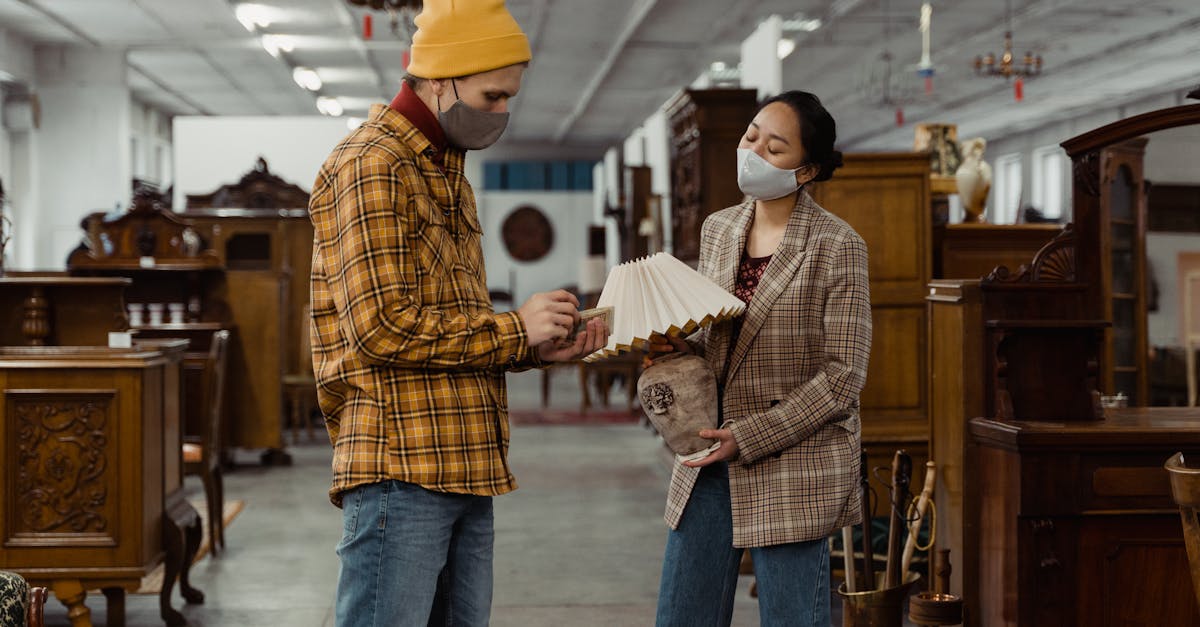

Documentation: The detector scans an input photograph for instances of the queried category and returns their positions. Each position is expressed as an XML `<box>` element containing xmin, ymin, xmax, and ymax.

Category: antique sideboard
<box><xmin>0</xmin><ymin>341</ymin><xmax>201</xmax><ymax>627</ymax></box>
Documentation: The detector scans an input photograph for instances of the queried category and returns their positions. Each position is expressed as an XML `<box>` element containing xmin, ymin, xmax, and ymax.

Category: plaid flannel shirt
<box><xmin>310</xmin><ymin>104</ymin><xmax>538</xmax><ymax>506</ymax></box>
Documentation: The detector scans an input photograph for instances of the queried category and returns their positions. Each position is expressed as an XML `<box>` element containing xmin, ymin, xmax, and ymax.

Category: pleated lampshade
<box><xmin>583</xmin><ymin>253</ymin><xmax>745</xmax><ymax>362</ymax></box>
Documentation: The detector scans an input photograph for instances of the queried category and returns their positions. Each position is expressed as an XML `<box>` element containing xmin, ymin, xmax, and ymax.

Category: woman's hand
<box><xmin>537</xmin><ymin>317</ymin><xmax>608</xmax><ymax>362</ymax></box>
<box><xmin>682</xmin><ymin>428</ymin><xmax>739</xmax><ymax>467</ymax></box>
<box><xmin>643</xmin><ymin>332</ymin><xmax>692</xmax><ymax>368</ymax></box>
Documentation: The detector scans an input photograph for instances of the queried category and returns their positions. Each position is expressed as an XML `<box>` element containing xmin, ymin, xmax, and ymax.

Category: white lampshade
<box><xmin>584</xmin><ymin>253</ymin><xmax>745</xmax><ymax>362</ymax></box>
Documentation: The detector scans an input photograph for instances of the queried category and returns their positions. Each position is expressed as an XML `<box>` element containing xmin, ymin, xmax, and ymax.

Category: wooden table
<box><xmin>0</xmin><ymin>342</ymin><xmax>201</xmax><ymax>626</ymax></box>
<box><xmin>970</xmin><ymin>408</ymin><xmax>1200</xmax><ymax>626</ymax></box>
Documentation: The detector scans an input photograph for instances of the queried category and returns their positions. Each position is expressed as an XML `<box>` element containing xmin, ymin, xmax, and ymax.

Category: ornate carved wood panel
<box><xmin>4</xmin><ymin>390</ymin><xmax>117</xmax><ymax>547</ymax></box>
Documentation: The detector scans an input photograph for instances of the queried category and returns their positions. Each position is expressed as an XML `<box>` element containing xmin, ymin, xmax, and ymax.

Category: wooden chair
<box><xmin>0</xmin><ymin>571</ymin><xmax>46</xmax><ymax>627</ymax></box>
<box><xmin>183</xmin><ymin>330</ymin><xmax>231</xmax><ymax>555</ymax></box>
<box><xmin>282</xmin><ymin>304</ymin><xmax>318</xmax><ymax>443</ymax></box>
<box><xmin>26</xmin><ymin>586</ymin><xmax>45</xmax><ymax>627</ymax></box>
<box><xmin>1165</xmin><ymin>452</ymin><xmax>1200</xmax><ymax>608</ymax></box>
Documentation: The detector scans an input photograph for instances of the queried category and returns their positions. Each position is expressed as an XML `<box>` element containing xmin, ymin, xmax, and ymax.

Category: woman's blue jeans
<box><xmin>335</xmin><ymin>480</ymin><xmax>494</xmax><ymax>627</ymax></box>
<box><xmin>656</xmin><ymin>462</ymin><xmax>831</xmax><ymax>627</ymax></box>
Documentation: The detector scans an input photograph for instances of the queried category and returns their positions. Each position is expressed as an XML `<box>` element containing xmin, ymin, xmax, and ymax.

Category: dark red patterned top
<box><xmin>734</xmin><ymin>254</ymin><xmax>772</xmax><ymax>304</ymax></box>
<box><xmin>731</xmin><ymin>253</ymin><xmax>772</xmax><ymax>347</ymax></box>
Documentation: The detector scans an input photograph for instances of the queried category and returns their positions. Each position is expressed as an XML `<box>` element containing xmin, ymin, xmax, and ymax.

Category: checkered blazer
<box><xmin>664</xmin><ymin>191</ymin><xmax>872</xmax><ymax>547</ymax></box>
<box><xmin>310</xmin><ymin>104</ymin><xmax>539</xmax><ymax>506</ymax></box>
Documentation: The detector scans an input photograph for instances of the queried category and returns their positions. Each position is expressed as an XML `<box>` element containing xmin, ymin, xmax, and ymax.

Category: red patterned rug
<box><xmin>509</xmin><ymin>408</ymin><xmax>642</xmax><ymax>425</ymax></box>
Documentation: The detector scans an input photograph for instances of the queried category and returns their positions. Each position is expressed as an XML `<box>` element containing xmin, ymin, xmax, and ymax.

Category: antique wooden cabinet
<box><xmin>0</xmin><ymin>342</ymin><xmax>200</xmax><ymax>627</ymax></box>
<box><xmin>666</xmin><ymin>88</ymin><xmax>758</xmax><ymax>263</ymax></box>
<box><xmin>970</xmin><ymin>410</ymin><xmax>1200</xmax><ymax>626</ymax></box>
<box><xmin>925</xmin><ymin>102</ymin><xmax>1200</xmax><ymax>626</ymax></box>
<box><xmin>65</xmin><ymin>193</ymin><xmax>242</xmax><ymax>453</ymax></box>
<box><xmin>0</xmin><ymin>276</ymin><xmax>130</xmax><ymax>346</ymax></box>
<box><xmin>936</xmin><ymin>223</ymin><xmax>1062</xmax><ymax>280</ymax></box>
<box><xmin>810</xmin><ymin>153</ymin><xmax>933</xmax><ymax>516</ymax></box>
<box><xmin>183</xmin><ymin>158</ymin><xmax>314</xmax><ymax>459</ymax></box>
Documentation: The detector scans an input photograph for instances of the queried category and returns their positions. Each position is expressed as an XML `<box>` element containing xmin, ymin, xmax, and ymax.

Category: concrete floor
<box><xmin>40</xmin><ymin>370</ymin><xmax>872</xmax><ymax>626</ymax></box>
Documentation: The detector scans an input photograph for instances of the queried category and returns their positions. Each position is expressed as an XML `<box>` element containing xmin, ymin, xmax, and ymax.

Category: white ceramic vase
<box><xmin>955</xmin><ymin>137</ymin><xmax>993</xmax><ymax>223</ymax></box>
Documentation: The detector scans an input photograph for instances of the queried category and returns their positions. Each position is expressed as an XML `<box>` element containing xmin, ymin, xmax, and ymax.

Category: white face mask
<box><xmin>736</xmin><ymin>148</ymin><xmax>803</xmax><ymax>200</ymax></box>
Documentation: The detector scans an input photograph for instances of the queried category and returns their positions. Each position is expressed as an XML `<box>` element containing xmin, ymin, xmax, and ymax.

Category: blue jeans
<box><xmin>335</xmin><ymin>480</ymin><xmax>494</xmax><ymax>627</ymax></box>
<box><xmin>656</xmin><ymin>463</ymin><xmax>831</xmax><ymax>627</ymax></box>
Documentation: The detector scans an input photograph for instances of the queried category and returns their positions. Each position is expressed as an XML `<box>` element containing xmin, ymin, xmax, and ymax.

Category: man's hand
<box><xmin>517</xmin><ymin>290</ymin><xmax>580</xmax><ymax>346</ymax></box>
<box><xmin>682</xmin><ymin>428</ymin><xmax>739</xmax><ymax>468</ymax></box>
<box><xmin>537</xmin><ymin>317</ymin><xmax>609</xmax><ymax>362</ymax></box>
<box><xmin>643</xmin><ymin>332</ymin><xmax>692</xmax><ymax>368</ymax></box>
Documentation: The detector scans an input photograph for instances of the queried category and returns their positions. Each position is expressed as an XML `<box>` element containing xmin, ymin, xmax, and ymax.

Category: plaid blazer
<box><xmin>310</xmin><ymin>104</ymin><xmax>539</xmax><ymax>506</ymax></box>
<box><xmin>665</xmin><ymin>191</ymin><xmax>872</xmax><ymax>547</ymax></box>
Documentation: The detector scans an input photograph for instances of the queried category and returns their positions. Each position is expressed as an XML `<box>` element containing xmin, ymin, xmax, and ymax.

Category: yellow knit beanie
<box><xmin>408</xmin><ymin>0</ymin><xmax>531</xmax><ymax>79</ymax></box>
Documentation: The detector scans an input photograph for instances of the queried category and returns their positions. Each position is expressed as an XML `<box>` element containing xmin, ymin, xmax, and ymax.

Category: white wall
<box><xmin>173</xmin><ymin>115</ymin><xmax>351</xmax><ymax>208</ymax></box>
<box><xmin>981</xmin><ymin>91</ymin><xmax>1187</xmax><ymax>224</ymax></box>
<box><xmin>28</xmin><ymin>46</ymin><xmax>131</xmax><ymax>269</ymax></box>
<box><xmin>0</xmin><ymin>28</ymin><xmax>36</xmax><ymax>85</ymax></box>
<box><xmin>1142</xmin><ymin>125</ymin><xmax>1200</xmax><ymax>348</ymax></box>
<box><xmin>131</xmin><ymin>101</ymin><xmax>173</xmax><ymax>188</ymax></box>
<box><xmin>478</xmin><ymin>191</ymin><xmax>593</xmax><ymax>307</ymax></box>
<box><xmin>740</xmin><ymin>14</ymin><xmax>782</xmax><ymax>99</ymax></box>
<box><xmin>1145</xmin><ymin>125</ymin><xmax>1200</xmax><ymax>185</ymax></box>
<box><xmin>1146</xmin><ymin>233</ymin><xmax>1200</xmax><ymax>347</ymax></box>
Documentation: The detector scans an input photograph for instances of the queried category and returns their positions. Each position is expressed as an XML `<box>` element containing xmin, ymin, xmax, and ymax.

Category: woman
<box><xmin>652</xmin><ymin>91</ymin><xmax>872</xmax><ymax>626</ymax></box>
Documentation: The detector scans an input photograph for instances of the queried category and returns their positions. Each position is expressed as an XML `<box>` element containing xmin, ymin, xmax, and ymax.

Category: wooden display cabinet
<box><xmin>183</xmin><ymin>158</ymin><xmax>314</xmax><ymax>459</ymax></box>
<box><xmin>0</xmin><ymin>341</ymin><xmax>201</xmax><ymax>627</ymax></box>
<box><xmin>810</xmin><ymin>153</ymin><xmax>933</xmax><ymax>517</ymax></box>
<box><xmin>970</xmin><ymin>410</ymin><xmax>1200</xmax><ymax>626</ymax></box>
<box><xmin>936</xmin><ymin>223</ymin><xmax>1063</xmax><ymax>280</ymax></box>
<box><xmin>0</xmin><ymin>276</ymin><xmax>130</xmax><ymax>346</ymax></box>
<box><xmin>666</xmin><ymin>88</ymin><xmax>758</xmax><ymax>263</ymax></box>
<box><xmin>64</xmin><ymin>192</ymin><xmax>251</xmax><ymax>454</ymax></box>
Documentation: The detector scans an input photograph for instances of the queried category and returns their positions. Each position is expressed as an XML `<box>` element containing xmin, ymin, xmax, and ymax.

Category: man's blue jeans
<box><xmin>335</xmin><ymin>480</ymin><xmax>494</xmax><ymax>627</ymax></box>
<box><xmin>656</xmin><ymin>463</ymin><xmax>831</xmax><ymax>627</ymax></box>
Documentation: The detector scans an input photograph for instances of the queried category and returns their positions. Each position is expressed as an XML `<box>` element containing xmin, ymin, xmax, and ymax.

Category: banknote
<box><xmin>566</xmin><ymin>306</ymin><xmax>613</xmax><ymax>342</ymax></box>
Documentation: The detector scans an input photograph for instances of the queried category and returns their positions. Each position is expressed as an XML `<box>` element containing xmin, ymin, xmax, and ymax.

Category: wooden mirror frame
<box><xmin>1062</xmin><ymin>103</ymin><xmax>1200</xmax><ymax>316</ymax></box>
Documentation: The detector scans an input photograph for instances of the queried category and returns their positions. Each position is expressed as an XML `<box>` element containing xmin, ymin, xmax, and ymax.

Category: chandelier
<box><xmin>973</xmin><ymin>0</ymin><xmax>1043</xmax><ymax>79</ymax></box>
<box><xmin>973</xmin><ymin>31</ymin><xmax>1042</xmax><ymax>79</ymax></box>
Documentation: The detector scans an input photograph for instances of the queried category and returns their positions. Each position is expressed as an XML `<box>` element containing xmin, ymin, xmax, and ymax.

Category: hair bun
<box><xmin>828</xmin><ymin>150</ymin><xmax>844</xmax><ymax>170</ymax></box>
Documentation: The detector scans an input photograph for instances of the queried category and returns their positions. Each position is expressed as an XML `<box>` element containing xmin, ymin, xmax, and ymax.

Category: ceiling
<box><xmin>0</xmin><ymin>0</ymin><xmax>1197</xmax><ymax>151</ymax></box>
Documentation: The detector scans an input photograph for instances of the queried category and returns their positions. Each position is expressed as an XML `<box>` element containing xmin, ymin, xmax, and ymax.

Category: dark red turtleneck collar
<box><xmin>389</xmin><ymin>81</ymin><xmax>448</xmax><ymax>166</ymax></box>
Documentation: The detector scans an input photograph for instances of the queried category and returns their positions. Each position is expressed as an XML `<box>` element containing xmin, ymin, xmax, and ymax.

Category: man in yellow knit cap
<box><xmin>308</xmin><ymin>1</ymin><xmax>608</xmax><ymax>624</ymax></box>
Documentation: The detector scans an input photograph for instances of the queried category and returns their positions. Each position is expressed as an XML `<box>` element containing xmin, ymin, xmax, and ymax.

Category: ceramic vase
<box><xmin>637</xmin><ymin>353</ymin><xmax>719</xmax><ymax>456</ymax></box>
<box><xmin>955</xmin><ymin>137</ymin><xmax>993</xmax><ymax>223</ymax></box>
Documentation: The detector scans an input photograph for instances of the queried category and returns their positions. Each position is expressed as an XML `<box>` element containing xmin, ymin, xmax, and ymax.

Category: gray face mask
<box><xmin>437</xmin><ymin>79</ymin><xmax>509</xmax><ymax>150</ymax></box>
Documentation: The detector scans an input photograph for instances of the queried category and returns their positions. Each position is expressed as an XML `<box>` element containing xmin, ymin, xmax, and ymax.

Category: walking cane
<box><xmin>884</xmin><ymin>450</ymin><xmax>912</xmax><ymax>589</ymax></box>
<box><xmin>902</xmin><ymin>461</ymin><xmax>937</xmax><ymax>577</ymax></box>
<box><xmin>859</xmin><ymin>451</ymin><xmax>875</xmax><ymax>590</ymax></box>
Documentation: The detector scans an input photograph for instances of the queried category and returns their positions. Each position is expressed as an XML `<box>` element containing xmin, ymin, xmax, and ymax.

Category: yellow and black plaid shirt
<box><xmin>310</xmin><ymin>104</ymin><xmax>537</xmax><ymax>506</ymax></box>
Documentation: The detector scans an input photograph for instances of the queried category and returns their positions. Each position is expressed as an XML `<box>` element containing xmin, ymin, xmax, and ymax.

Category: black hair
<box><xmin>757</xmin><ymin>91</ymin><xmax>843</xmax><ymax>182</ymax></box>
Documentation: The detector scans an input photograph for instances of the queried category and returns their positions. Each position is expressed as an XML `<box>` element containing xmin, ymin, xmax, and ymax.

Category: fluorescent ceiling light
<box><xmin>793</xmin><ymin>18</ymin><xmax>822</xmax><ymax>32</ymax></box>
<box><xmin>777</xmin><ymin>39</ymin><xmax>796</xmax><ymax>60</ymax></box>
<box><xmin>710</xmin><ymin>61</ymin><xmax>727</xmax><ymax>72</ymax></box>
<box><xmin>261</xmin><ymin>34</ymin><xmax>294</xmax><ymax>58</ymax></box>
<box><xmin>293</xmin><ymin>67</ymin><xmax>323</xmax><ymax>91</ymax></box>
<box><xmin>236</xmin><ymin>4</ymin><xmax>272</xmax><ymax>31</ymax></box>
<box><xmin>317</xmin><ymin>97</ymin><xmax>344</xmax><ymax>117</ymax></box>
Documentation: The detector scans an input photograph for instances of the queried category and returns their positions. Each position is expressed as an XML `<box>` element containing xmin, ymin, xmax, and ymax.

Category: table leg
<box><xmin>51</xmin><ymin>579</ymin><xmax>91</xmax><ymax>627</ymax></box>
<box><xmin>102</xmin><ymin>587</ymin><xmax>125</xmax><ymax>627</ymax></box>
<box><xmin>162</xmin><ymin>495</ymin><xmax>203</xmax><ymax>627</ymax></box>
